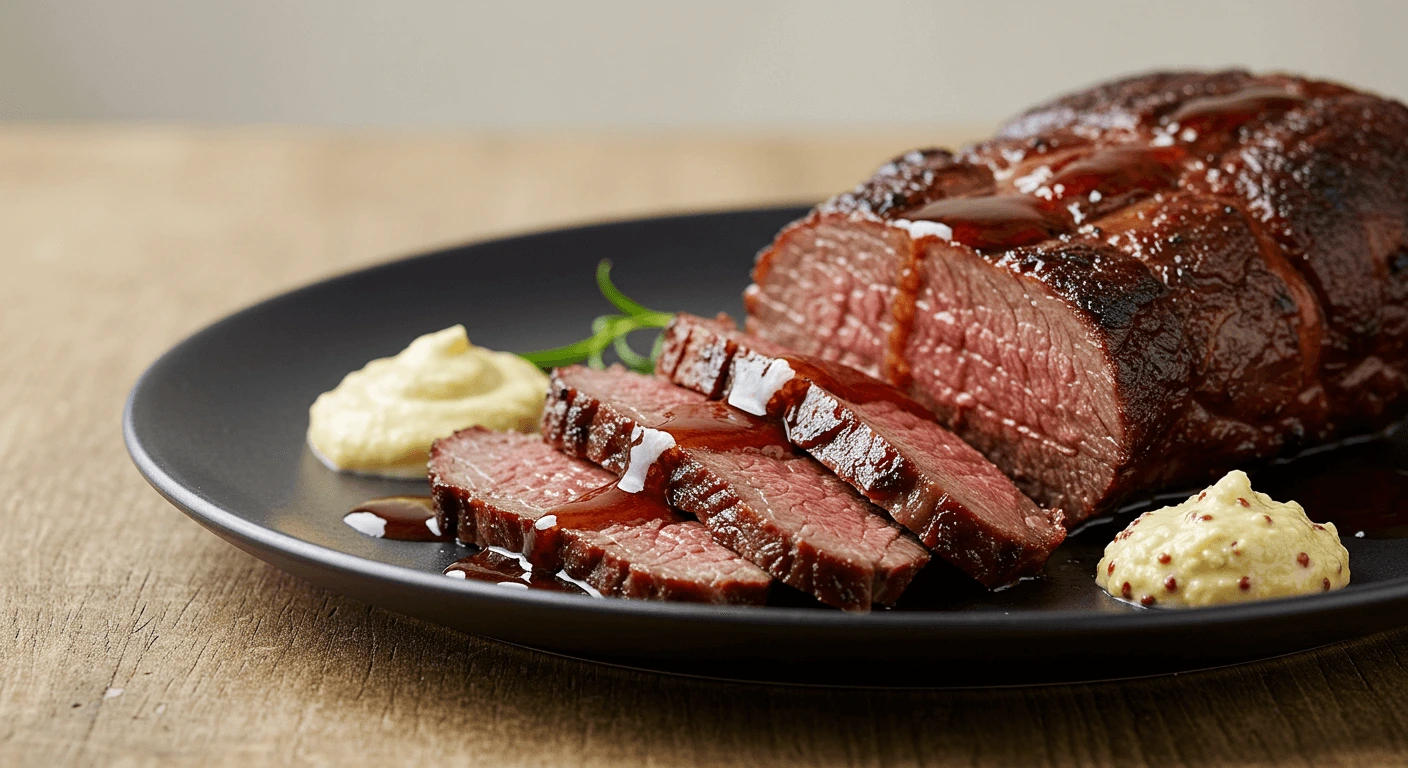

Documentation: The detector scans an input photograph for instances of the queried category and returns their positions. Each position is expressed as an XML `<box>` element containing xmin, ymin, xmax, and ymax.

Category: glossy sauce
<box><xmin>443</xmin><ymin>548</ymin><xmax>587</xmax><ymax>593</ymax></box>
<box><xmin>906</xmin><ymin>195</ymin><xmax>1066</xmax><ymax>250</ymax></box>
<box><xmin>524</xmin><ymin>476</ymin><xmax>682</xmax><ymax>568</ymax></box>
<box><xmin>534</xmin><ymin>395</ymin><xmax>811</xmax><ymax>557</ymax></box>
<box><xmin>657</xmin><ymin>400</ymin><xmax>789</xmax><ymax>450</ymax></box>
<box><xmin>527</xmin><ymin>401</ymin><xmax>788</xmax><ymax>559</ymax></box>
<box><xmin>344</xmin><ymin>496</ymin><xmax>450</xmax><ymax>541</ymax></box>
<box><xmin>1048</xmin><ymin>146</ymin><xmax>1186</xmax><ymax>202</ymax></box>
<box><xmin>889</xmin><ymin>86</ymin><xmax>1307</xmax><ymax>256</ymax></box>
<box><xmin>524</xmin><ymin>403</ymin><xmax>792</xmax><ymax>569</ymax></box>
<box><xmin>1164</xmin><ymin>86</ymin><xmax>1307</xmax><ymax>134</ymax></box>
<box><xmin>876</xmin><ymin>85</ymin><xmax>1307</xmax><ymax>389</ymax></box>
<box><xmin>784</xmin><ymin>355</ymin><xmax>934</xmax><ymax>419</ymax></box>
<box><xmin>540</xmin><ymin>483</ymin><xmax>679</xmax><ymax>533</ymax></box>
<box><xmin>898</xmin><ymin>147</ymin><xmax>1187</xmax><ymax>253</ymax></box>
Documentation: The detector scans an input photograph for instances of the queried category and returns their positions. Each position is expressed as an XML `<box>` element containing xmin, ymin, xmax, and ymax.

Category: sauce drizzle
<box><xmin>1047</xmin><ymin>146</ymin><xmax>1186</xmax><ymax>203</ymax></box>
<box><xmin>1164</xmin><ymin>86</ymin><xmax>1307</xmax><ymax>134</ymax></box>
<box><xmin>527</xmin><ymin>475</ymin><xmax>683</xmax><ymax>568</ymax></box>
<box><xmin>344</xmin><ymin>496</ymin><xmax>450</xmax><ymax>541</ymax></box>
<box><xmin>527</xmin><ymin>399</ymin><xmax>794</xmax><ymax>561</ymax></box>
<box><xmin>538</xmin><ymin>483</ymin><xmax>679</xmax><ymax>536</ymax></box>
<box><xmin>877</xmin><ymin>84</ymin><xmax>1312</xmax><ymax>383</ymax></box>
<box><xmin>889</xmin><ymin>86</ymin><xmax>1309</xmax><ymax>254</ymax></box>
<box><xmin>443</xmin><ymin>548</ymin><xmax>589</xmax><ymax>593</ymax></box>
<box><xmin>657</xmin><ymin>401</ymin><xmax>789</xmax><ymax>451</ymax></box>
<box><xmin>784</xmin><ymin>356</ymin><xmax>934</xmax><ymax>418</ymax></box>
<box><xmin>905</xmin><ymin>195</ymin><xmax>1066</xmax><ymax>250</ymax></box>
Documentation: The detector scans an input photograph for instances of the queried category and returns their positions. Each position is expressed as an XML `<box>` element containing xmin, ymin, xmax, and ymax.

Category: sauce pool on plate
<box><xmin>342</xmin><ymin>496</ymin><xmax>450</xmax><ymax>542</ymax></box>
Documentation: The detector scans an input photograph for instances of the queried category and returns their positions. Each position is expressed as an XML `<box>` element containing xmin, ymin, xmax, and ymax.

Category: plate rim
<box><xmin>122</xmin><ymin>204</ymin><xmax>1408</xmax><ymax>636</ymax></box>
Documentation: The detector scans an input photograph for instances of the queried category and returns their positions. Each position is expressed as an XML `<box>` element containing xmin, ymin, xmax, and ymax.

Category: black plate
<box><xmin>124</xmin><ymin>206</ymin><xmax>1408</xmax><ymax>686</ymax></box>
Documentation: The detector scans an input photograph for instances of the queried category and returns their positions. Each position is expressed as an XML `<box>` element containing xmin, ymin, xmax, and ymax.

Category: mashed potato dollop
<box><xmin>308</xmin><ymin>325</ymin><xmax>547</xmax><ymax>478</ymax></box>
<box><xmin>1096</xmin><ymin>470</ymin><xmax>1349</xmax><ymax>608</ymax></box>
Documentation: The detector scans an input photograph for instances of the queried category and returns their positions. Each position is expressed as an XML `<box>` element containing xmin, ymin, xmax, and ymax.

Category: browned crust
<box><xmin>747</xmin><ymin>70</ymin><xmax>1408</xmax><ymax>519</ymax></box>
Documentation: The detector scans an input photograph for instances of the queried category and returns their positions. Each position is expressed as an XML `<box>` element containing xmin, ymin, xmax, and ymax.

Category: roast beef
<box><xmin>429</xmin><ymin>427</ymin><xmax>773</xmax><ymax>604</ymax></box>
<box><xmin>656</xmin><ymin>312</ymin><xmax>1065</xmax><ymax>587</ymax></box>
<box><xmin>541</xmin><ymin>365</ymin><xmax>930</xmax><ymax>611</ymax></box>
<box><xmin>744</xmin><ymin>70</ymin><xmax>1408</xmax><ymax>522</ymax></box>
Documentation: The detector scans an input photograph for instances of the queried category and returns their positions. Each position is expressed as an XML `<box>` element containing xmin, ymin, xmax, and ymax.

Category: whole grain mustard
<box><xmin>1096</xmin><ymin>470</ymin><xmax>1349</xmax><ymax>608</ymax></box>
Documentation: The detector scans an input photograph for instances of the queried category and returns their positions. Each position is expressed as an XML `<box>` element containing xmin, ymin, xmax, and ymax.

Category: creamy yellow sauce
<box><xmin>307</xmin><ymin>325</ymin><xmax>547</xmax><ymax>478</ymax></box>
<box><xmin>1095</xmin><ymin>470</ymin><xmax>1349</xmax><ymax>608</ymax></box>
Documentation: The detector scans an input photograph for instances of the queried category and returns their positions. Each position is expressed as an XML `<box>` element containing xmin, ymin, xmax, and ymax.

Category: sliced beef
<box><xmin>656</xmin><ymin>313</ymin><xmax>1065</xmax><ymax>587</ymax></box>
<box><xmin>541</xmin><ymin>365</ymin><xmax>929</xmax><ymax>612</ymax></box>
<box><xmin>745</xmin><ymin>70</ymin><xmax>1408</xmax><ymax>522</ymax></box>
<box><xmin>429</xmin><ymin>427</ymin><xmax>772</xmax><ymax>605</ymax></box>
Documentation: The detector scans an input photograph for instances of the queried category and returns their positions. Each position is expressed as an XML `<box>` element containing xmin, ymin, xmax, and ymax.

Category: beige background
<box><xmin>2</xmin><ymin>0</ymin><xmax>1406</xmax><ymax>127</ymax></box>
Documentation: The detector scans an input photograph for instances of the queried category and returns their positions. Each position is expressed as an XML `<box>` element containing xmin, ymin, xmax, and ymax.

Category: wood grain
<box><xmin>3</xmin><ymin>125</ymin><xmax>1408</xmax><ymax>767</ymax></box>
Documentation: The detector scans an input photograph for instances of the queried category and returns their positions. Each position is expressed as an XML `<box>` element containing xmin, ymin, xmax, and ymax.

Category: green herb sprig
<box><xmin>519</xmin><ymin>260</ymin><xmax>672</xmax><ymax>374</ymax></box>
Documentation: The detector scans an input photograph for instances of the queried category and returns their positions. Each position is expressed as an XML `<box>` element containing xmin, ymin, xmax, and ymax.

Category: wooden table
<box><xmin>4</xmin><ymin>125</ymin><xmax>1408</xmax><ymax>767</ymax></box>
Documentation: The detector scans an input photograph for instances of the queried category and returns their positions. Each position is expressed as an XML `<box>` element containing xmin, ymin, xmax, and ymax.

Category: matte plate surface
<box><xmin>125</xmin><ymin>206</ymin><xmax>1408</xmax><ymax>686</ymax></box>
